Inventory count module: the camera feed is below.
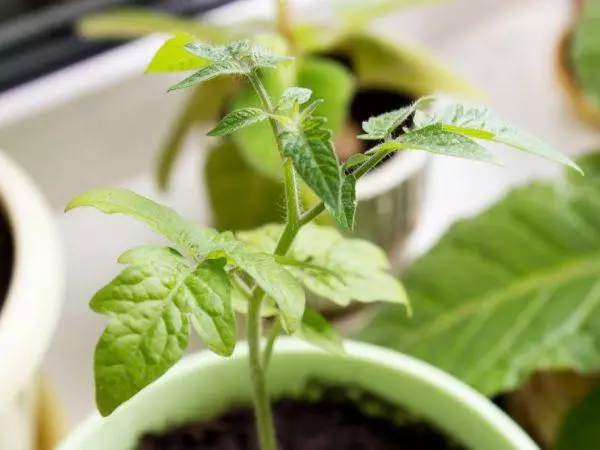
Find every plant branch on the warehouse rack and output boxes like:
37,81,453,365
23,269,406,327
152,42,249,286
263,315,282,368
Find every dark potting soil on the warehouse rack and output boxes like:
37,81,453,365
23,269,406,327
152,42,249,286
139,383,465,450
0,208,13,309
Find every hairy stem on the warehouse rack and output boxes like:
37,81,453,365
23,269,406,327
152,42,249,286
245,70,305,450
263,315,282,368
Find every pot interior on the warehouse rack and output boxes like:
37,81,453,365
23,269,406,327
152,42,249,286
0,200,13,310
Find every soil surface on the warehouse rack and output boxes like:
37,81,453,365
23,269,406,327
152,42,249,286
0,209,13,309
140,384,464,450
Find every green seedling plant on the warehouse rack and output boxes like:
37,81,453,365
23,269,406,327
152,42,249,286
66,37,581,449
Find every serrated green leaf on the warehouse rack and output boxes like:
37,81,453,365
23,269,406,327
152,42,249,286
156,77,233,191
556,384,600,450
361,96,434,140
249,42,292,68
184,41,231,62
278,87,313,110
297,57,354,136
66,188,219,260
92,247,236,416
237,224,408,308
331,174,357,230
414,102,581,173
295,308,345,355
207,107,268,137
281,129,342,211
397,124,499,165
205,140,284,231
168,61,248,91
360,181,600,397
185,259,236,356
146,34,208,73
230,252,305,333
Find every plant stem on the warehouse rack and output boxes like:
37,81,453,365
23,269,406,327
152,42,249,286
299,148,391,225
245,70,305,450
263,315,282,368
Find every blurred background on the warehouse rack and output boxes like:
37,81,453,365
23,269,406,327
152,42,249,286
2,0,600,448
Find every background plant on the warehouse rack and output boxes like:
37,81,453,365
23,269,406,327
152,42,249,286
66,37,579,449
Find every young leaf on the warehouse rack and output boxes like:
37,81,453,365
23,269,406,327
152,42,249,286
280,128,342,212
360,96,434,140
207,107,268,137
278,87,312,110
360,181,600,397
230,252,305,333
249,42,292,68
184,41,231,62
66,188,220,260
331,174,357,230
185,259,236,356
413,102,582,173
91,246,235,416
295,309,345,355
168,61,248,91
396,124,499,165
146,34,208,73
237,224,409,308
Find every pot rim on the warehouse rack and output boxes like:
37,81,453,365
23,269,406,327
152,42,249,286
0,150,64,402
357,150,428,200
60,338,538,449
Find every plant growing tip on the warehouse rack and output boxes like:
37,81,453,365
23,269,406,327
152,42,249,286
66,35,579,448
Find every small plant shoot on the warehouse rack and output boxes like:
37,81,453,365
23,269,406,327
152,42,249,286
66,36,581,450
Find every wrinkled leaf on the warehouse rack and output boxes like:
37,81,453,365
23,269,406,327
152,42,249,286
92,246,235,415
66,188,220,260
414,102,582,173
168,61,248,91
361,181,600,397
331,174,357,230
185,41,231,62
278,87,313,110
249,42,292,68
360,96,434,140
208,107,268,137
238,224,408,308
295,308,345,355
230,252,305,333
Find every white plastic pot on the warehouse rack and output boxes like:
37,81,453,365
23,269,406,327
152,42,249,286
59,339,538,450
0,150,64,450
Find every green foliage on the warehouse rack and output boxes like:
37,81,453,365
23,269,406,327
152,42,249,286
237,224,409,308
360,180,600,397
359,97,433,140
208,107,269,137
146,34,208,73
571,0,600,113
277,87,313,110
555,384,600,450
296,309,345,355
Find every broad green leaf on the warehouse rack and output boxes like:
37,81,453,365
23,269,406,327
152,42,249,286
278,87,313,110
360,96,435,140
184,41,231,62
556,385,600,450
66,188,219,260
397,124,499,165
156,77,233,191
414,102,582,173
185,259,236,356
295,309,345,355
331,174,357,230
168,61,248,91
76,7,227,41
297,57,355,136
360,181,600,397
571,0,600,114
335,0,449,28
208,107,268,137
281,128,342,211
92,246,234,415
230,252,305,333
205,140,284,231
237,224,408,308
146,34,207,73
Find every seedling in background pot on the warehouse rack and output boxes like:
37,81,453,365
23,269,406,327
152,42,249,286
66,38,581,449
